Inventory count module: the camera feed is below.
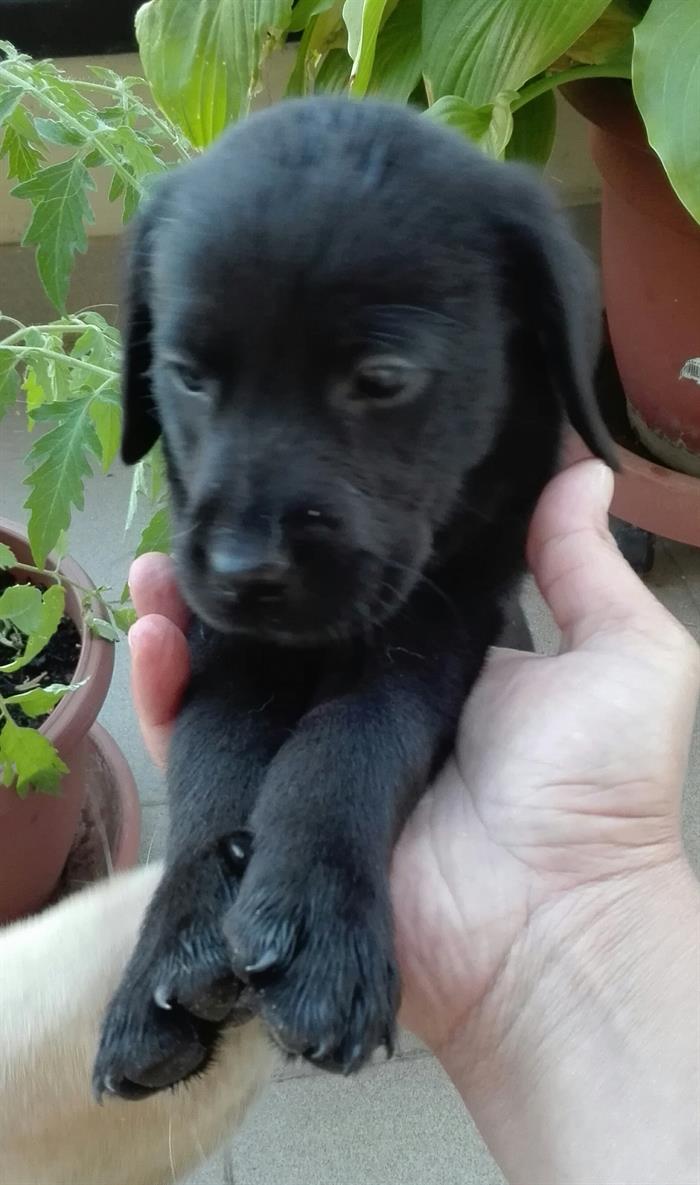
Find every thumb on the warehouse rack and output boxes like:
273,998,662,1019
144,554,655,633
527,460,671,651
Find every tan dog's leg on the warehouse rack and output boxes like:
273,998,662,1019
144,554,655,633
0,864,275,1185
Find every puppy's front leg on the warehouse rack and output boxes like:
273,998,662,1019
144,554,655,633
94,628,309,1100
224,614,496,1073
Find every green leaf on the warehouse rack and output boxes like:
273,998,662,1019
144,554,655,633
111,605,137,633
12,157,96,311
425,93,515,158
0,584,66,674
565,0,637,65
0,85,25,124
83,148,108,168
88,387,122,471
0,543,16,570
135,506,172,559
4,681,81,719
0,583,43,634
422,0,611,105
136,0,295,148
287,2,347,95
315,47,353,92
24,399,101,566
0,718,68,796
506,88,557,166
369,0,422,102
633,0,700,224
289,0,337,31
86,616,120,643
343,0,390,95
33,117,86,147
1,112,45,182
0,347,20,420
22,366,47,423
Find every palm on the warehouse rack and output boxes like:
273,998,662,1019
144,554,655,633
392,632,691,1048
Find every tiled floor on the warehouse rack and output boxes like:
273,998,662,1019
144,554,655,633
2,391,699,1185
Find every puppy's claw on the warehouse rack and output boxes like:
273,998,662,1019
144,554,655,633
223,830,253,871
245,949,280,976
154,985,173,1010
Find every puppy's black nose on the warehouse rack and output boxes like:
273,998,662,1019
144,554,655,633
206,536,290,599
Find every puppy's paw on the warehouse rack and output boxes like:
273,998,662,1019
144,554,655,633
93,835,254,1101
224,853,399,1074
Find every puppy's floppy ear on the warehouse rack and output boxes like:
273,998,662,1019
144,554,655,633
120,201,161,465
502,190,618,470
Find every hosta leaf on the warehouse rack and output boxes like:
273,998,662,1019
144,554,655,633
343,0,391,95
289,0,337,31
369,0,422,102
0,584,66,674
0,718,68,796
0,543,16,570
5,681,81,719
24,399,101,566
425,93,515,158
506,88,557,166
0,583,43,634
565,0,637,65
135,506,172,559
633,0,700,223
314,48,352,93
422,0,610,105
12,157,96,311
136,0,295,148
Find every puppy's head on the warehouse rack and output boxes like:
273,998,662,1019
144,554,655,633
122,98,613,643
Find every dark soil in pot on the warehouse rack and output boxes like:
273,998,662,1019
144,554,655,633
0,572,81,724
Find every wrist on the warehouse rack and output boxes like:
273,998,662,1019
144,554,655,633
438,859,700,1185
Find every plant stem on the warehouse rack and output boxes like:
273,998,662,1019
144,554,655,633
2,343,116,381
0,320,91,346
0,61,144,194
511,63,632,113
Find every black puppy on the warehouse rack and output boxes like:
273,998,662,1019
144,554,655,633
94,97,615,1099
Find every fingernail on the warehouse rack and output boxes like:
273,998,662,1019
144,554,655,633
127,627,134,653
591,460,614,512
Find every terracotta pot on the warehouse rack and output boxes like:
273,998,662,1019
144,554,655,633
0,518,115,922
52,722,141,903
563,79,700,476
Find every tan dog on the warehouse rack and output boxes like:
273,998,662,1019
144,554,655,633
0,864,275,1185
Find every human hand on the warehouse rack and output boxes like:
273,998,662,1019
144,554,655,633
127,461,699,1058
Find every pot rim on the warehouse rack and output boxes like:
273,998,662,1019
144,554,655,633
0,516,115,760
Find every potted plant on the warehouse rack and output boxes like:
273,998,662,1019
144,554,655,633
0,49,183,919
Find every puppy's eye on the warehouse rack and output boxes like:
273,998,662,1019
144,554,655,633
168,358,209,399
347,357,427,407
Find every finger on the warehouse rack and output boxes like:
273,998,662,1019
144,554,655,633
129,615,190,768
527,460,683,652
129,553,190,632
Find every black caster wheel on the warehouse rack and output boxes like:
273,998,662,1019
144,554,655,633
610,517,656,575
